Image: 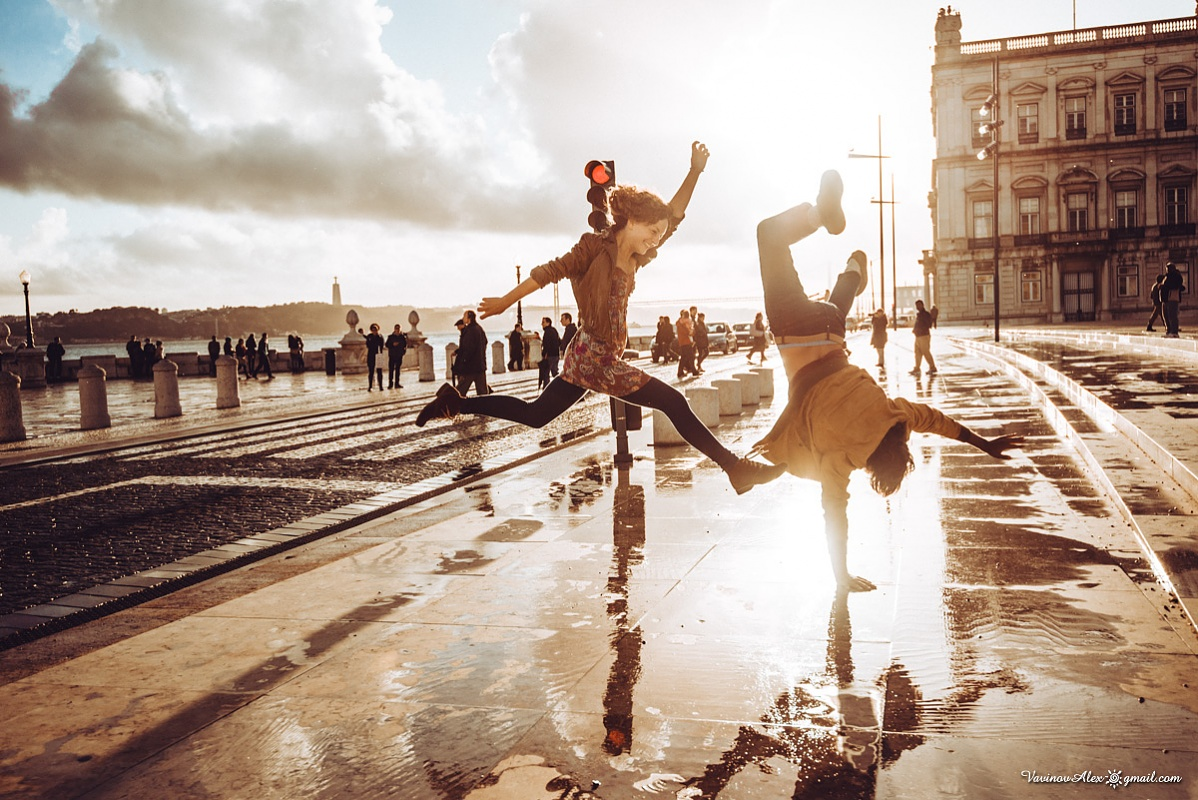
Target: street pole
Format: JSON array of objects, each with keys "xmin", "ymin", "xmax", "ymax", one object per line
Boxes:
[
  {"xmin": 891, "ymin": 174, "xmax": 898, "ymax": 330},
  {"xmin": 848, "ymin": 116, "xmax": 889, "ymax": 324},
  {"xmin": 19, "ymin": 270, "xmax": 34, "ymax": 348},
  {"xmin": 991, "ymin": 58, "xmax": 1001, "ymax": 343},
  {"xmin": 515, "ymin": 265, "xmax": 523, "ymax": 328}
]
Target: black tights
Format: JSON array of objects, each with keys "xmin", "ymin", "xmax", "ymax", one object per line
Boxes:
[{"xmin": 459, "ymin": 376, "xmax": 738, "ymax": 470}]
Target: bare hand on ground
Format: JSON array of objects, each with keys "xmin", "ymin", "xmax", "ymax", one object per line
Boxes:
[{"xmin": 840, "ymin": 574, "xmax": 877, "ymax": 593}]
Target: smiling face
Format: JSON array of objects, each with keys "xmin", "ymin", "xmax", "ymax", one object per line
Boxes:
[{"xmin": 620, "ymin": 217, "xmax": 669, "ymax": 257}]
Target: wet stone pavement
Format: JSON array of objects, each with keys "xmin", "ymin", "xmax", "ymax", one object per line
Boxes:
[{"xmin": 2, "ymin": 339, "xmax": 1196, "ymax": 799}]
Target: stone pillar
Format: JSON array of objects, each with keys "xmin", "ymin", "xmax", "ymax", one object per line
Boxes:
[
  {"xmin": 337, "ymin": 309, "xmax": 367, "ymax": 374},
  {"xmin": 77, "ymin": 364, "xmax": 111, "ymax": 430},
  {"xmin": 528, "ymin": 338, "xmax": 542, "ymax": 366},
  {"xmin": 15, "ymin": 348, "xmax": 46, "ymax": 389},
  {"xmin": 685, "ymin": 386, "xmax": 720, "ymax": 428},
  {"xmin": 491, "ymin": 341, "xmax": 506, "ymax": 374},
  {"xmin": 733, "ymin": 372, "xmax": 761, "ymax": 405},
  {"xmin": 418, "ymin": 342, "xmax": 435, "ymax": 382},
  {"xmin": 0, "ymin": 371, "xmax": 25, "ymax": 442},
  {"xmin": 711, "ymin": 379, "xmax": 743, "ymax": 415},
  {"xmin": 153, "ymin": 359, "xmax": 183, "ymax": 419},
  {"xmin": 445, "ymin": 343, "xmax": 458, "ymax": 380},
  {"xmin": 652, "ymin": 409, "xmax": 685, "ymax": 446},
  {"xmin": 750, "ymin": 367, "xmax": 775, "ymax": 398},
  {"xmin": 215, "ymin": 355, "xmax": 241, "ymax": 409}
]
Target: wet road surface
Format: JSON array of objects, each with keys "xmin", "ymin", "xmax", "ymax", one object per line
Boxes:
[{"xmin": 2, "ymin": 340, "xmax": 1196, "ymax": 798}]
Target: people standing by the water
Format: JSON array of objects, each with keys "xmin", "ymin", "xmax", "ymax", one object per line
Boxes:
[
  {"xmin": 245, "ymin": 334, "xmax": 259, "ymax": 379},
  {"xmin": 127, "ymin": 335, "xmax": 143, "ymax": 378},
  {"xmin": 223, "ymin": 336, "xmax": 233, "ymax": 357},
  {"xmin": 453, "ymin": 310, "xmax": 489, "ymax": 397},
  {"xmin": 507, "ymin": 323, "xmax": 524, "ymax": 371},
  {"xmin": 235, "ymin": 338, "xmax": 248, "ymax": 377},
  {"xmin": 46, "ymin": 337, "xmax": 66, "ymax": 381},
  {"xmin": 257, "ymin": 332, "xmax": 274, "ymax": 380},
  {"xmin": 207, "ymin": 336, "xmax": 221, "ymax": 376},
  {"xmin": 142, "ymin": 338, "xmax": 159, "ymax": 374},
  {"xmin": 385, "ymin": 324, "xmax": 408, "ymax": 389},
  {"xmin": 538, "ymin": 316, "xmax": 561, "ymax": 391},
  {"xmin": 363, "ymin": 323, "xmax": 385, "ymax": 390}
]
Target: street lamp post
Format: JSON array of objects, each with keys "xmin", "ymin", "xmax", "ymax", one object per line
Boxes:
[
  {"xmin": 977, "ymin": 58, "xmax": 1003, "ymax": 343},
  {"xmin": 849, "ymin": 116, "xmax": 890, "ymax": 326},
  {"xmin": 18, "ymin": 270, "xmax": 34, "ymax": 348}
]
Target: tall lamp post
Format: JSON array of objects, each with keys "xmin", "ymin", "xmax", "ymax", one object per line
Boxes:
[
  {"xmin": 848, "ymin": 116, "xmax": 890, "ymax": 326},
  {"xmin": 977, "ymin": 58, "xmax": 1003, "ymax": 343},
  {"xmin": 18, "ymin": 269, "xmax": 34, "ymax": 348}
]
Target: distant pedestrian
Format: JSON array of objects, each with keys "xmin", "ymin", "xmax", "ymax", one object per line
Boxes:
[
  {"xmin": 930, "ymin": 305, "xmax": 940, "ymax": 328},
  {"xmin": 245, "ymin": 334, "xmax": 258, "ymax": 378},
  {"xmin": 46, "ymin": 337, "xmax": 66, "ymax": 381},
  {"xmin": 1146, "ymin": 273, "xmax": 1165, "ymax": 332},
  {"xmin": 235, "ymin": 338, "xmax": 248, "ymax": 377},
  {"xmin": 363, "ymin": 323, "xmax": 385, "ymax": 390},
  {"xmin": 538, "ymin": 316, "xmax": 561, "ymax": 390},
  {"xmin": 287, "ymin": 334, "xmax": 302, "ymax": 373},
  {"xmin": 869, "ymin": 308, "xmax": 888, "ymax": 368},
  {"xmin": 560, "ymin": 312, "xmax": 577, "ymax": 352},
  {"xmin": 507, "ymin": 323, "xmax": 524, "ymax": 371},
  {"xmin": 655, "ymin": 315, "xmax": 677, "ymax": 362},
  {"xmin": 694, "ymin": 311, "xmax": 709, "ymax": 373},
  {"xmin": 295, "ymin": 334, "xmax": 305, "ymax": 372},
  {"xmin": 207, "ymin": 335, "xmax": 221, "ymax": 376},
  {"xmin": 385, "ymin": 324, "xmax": 408, "ymax": 388},
  {"xmin": 142, "ymin": 338, "xmax": 159, "ymax": 374},
  {"xmin": 675, "ymin": 309, "xmax": 698, "ymax": 379},
  {"xmin": 746, "ymin": 312, "xmax": 768, "ymax": 365},
  {"xmin": 223, "ymin": 336, "xmax": 233, "ymax": 357},
  {"xmin": 910, "ymin": 299, "xmax": 937, "ymax": 376},
  {"xmin": 1162, "ymin": 261, "xmax": 1185, "ymax": 338},
  {"xmin": 453, "ymin": 310, "xmax": 489, "ymax": 396},
  {"xmin": 126, "ymin": 335, "xmax": 143, "ymax": 378},
  {"xmin": 257, "ymin": 332, "xmax": 274, "ymax": 379}
]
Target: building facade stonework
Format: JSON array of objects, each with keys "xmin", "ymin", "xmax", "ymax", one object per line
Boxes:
[{"xmin": 929, "ymin": 7, "xmax": 1197, "ymax": 325}]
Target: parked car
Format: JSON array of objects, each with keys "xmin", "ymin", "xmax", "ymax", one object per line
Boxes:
[
  {"xmin": 705, "ymin": 321, "xmax": 738, "ymax": 355},
  {"xmin": 732, "ymin": 322, "xmax": 753, "ymax": 348}
]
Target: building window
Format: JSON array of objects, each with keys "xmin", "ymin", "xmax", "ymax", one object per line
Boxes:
[
  {"xmin": 1114, "ymin": 190, "xmax": 1138, "ymax": 228},
  {"xmin": 975, "ymin": 273, "xmax": 994, "ymax": 305},
  {"xmin": 1065, "ymin": 97, "xmax": 1087, "ymax": 139},
  {"xmin": 1021, "ymin": 270, "xmax": 1043, "ymax": 303},
  {"xmin": 1017, "ymin": 103, "xmax": 1039, "ymax": 143},
  {"xmin": 1116, "ymin": 263, "xmax": 1139, "ymax": 298},
  {"xmin": 1164, "ymin": 89, "xmax": 1188, "ymax": 132},
  {"xmin": 1018, "ymin": 196, "xmax": 1041, "ymax": 235},
  {"xmin": 1067, "ymin": 192, "xmax": 1089, "ymax": 232},
  {"xmin": 972, "ymin": 198, "xmax": 994, "ymax": 238},
  {"xmin": 970, "ymin": 107, "xmax": 989, "ymax": 149},
  {"xmin": 1165, "ymin": 186, "xmax": 1189, "ymax": 225},
  {"xmin": 1113, "ymin": 93, "xmax": 1136, "ymax": 135}
]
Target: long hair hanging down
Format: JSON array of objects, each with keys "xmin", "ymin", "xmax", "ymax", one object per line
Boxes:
[
  {"xmin": 608, "ymin": 185, "xmax": 670, "ymax": 231},
  {"xmin": 865, "ymin": 422, "xmax": 914, "ymax": 496}
]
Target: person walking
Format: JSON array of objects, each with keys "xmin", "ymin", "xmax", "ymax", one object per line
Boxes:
[
  {"xmin": 538, "ymin": 316, "xmax": 561, "ymax": 391},
  {"xmin": 385, "ymin": 324, "xmax": 408, "ymax": 388},
  {"xmin": 1146, "ymin": 274, "xmax": 1165, "ymax": 332},
  {"xmin": 207, "ymin": 335, "xmax": 221, "ymax": 377},
  {"xmin": 675, "ymin": 308, "xmax": 698, "ymax": 379},
  {"xmin": 452, "ymin": 310, "xmax": 489, "ymax": 396},
  {"xmin": 363, "ymin": 323, "xmax": 385, "ymax": 390},
  {"xmin": 507, "ymin": 323, "xmax": 524, "ymax": 371},
  {"xmin": 256, "ymin": 332, "xmax": 274, "ymax": 380},
  {"xmin": 869, "ymin": 308, "xmax": 888, "ymax": 368},
  {"xmin": 415, "ymin": 141, "xmax": 784, "ymax": 495},
  {"xmin": 46, "ymin": 337, "xmax": 66, "ymax": 382},
  {"xmin": 749, "ymin": 171, "xmax": 1021, "ymax": 591},
  {"xmin": 910, "ymin": 299, "xmax": 936, "ymax": 376},
  {"xmin": 746, "ymin": 312, "xmax": 769, "ymax": 365},
  {"xmin": 560, "ymin": 312, "xmax": 577, "ymax": 352},
  {"xmin": 1162, "ymin": 261, "xmax": 1185, "ymax": 338},
  {"xmin": 694, "ymin": 311, "xmax": 710, "ymax": 373}
]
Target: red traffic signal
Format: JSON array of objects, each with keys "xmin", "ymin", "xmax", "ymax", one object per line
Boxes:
[
  {"xmin": 585, "ymin": 160, "xmax": 614, "ymax": 186},
  {"xmin": 584, "ymin": 159, "xmax": 615, "ymax": 232}
]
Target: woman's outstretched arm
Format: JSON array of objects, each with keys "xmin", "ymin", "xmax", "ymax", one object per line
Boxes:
[
  {"xmin": 667, "ymin": 141, "xmax": 710, "ymax": 218},
  {"xmin": 479, "ymin": 276, "xmax": 541, "ymax": 319}
]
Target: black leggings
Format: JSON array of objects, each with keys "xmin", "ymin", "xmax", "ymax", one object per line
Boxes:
[{"xmin": 459, "ymin": 375, "xmax": 738, "ymax": 469}]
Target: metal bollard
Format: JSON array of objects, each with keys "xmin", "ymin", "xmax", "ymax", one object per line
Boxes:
[
  {"xmin": 491, "ymin": 340, "xmax": 506, "ymax": 374},
  {"xmin": 77, "ymin": 364, "xmax": 111, "ymax": 430},
  {"xmin": 215, "ymin": 354, "xmax": 241, "ymax": 409},
  {"xmin": 0, "ymin": 371, "xmax": 26, "ymax": 442},
  {"xmin": 418, "ymin": 343, "xmax": 435, "ymax": 382},
  {"xmin": 153, "ymin": 359, "xmax": 183, "ymax": 419}
]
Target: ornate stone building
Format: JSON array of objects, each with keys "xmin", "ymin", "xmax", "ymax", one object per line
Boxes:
[{"xmin": 928, "ymin": 7, "xmax": 1197, "ymax": 325}]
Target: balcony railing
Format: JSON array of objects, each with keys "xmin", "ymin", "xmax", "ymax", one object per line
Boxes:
[
  {"xmin": 1109, "ymin": 226, "xmax": 1144, "ymax": 240},
  {"xmin": 1160, "ymin": 223, "xmax": 1196, "ymax": 237},
  {"xmin": 960, "ymin": 16, "xmax": 1196, "ymax": 57}
]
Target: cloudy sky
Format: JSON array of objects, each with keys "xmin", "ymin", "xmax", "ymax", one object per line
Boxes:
[{"xmin": 0, "ymin": 0, "xmax": 1190, "ymax": 318}]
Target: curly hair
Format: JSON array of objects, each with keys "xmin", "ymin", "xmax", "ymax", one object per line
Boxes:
[
  {"xmin": 864, "ymin": 422, "xmax": 914, "ymax": 496},
  {"xmin": 608, "ymin": 185, "xmax": 671, "ymax": 230}
]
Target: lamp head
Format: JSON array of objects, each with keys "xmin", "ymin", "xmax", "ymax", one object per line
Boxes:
[{"xmin": 19, "ymin": 269, "xmax": 30, "ymax": 287}]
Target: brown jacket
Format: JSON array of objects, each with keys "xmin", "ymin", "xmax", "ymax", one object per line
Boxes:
[{"xmin": 529, "ymin": 215, "xmax": 683, "ymax": 345}]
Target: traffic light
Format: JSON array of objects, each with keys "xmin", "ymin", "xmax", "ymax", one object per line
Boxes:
[{"xmin": 584, "ymin": 159, "xmax": 616, "ymax": 232}]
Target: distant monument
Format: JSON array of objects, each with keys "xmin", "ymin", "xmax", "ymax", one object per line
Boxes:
[{"xmin": 332, "ymin": 276, "xmax": 342, "ymax": 307}]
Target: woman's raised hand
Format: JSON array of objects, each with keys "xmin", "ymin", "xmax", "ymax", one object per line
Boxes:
[
  {"xmin": 478, "ymin": 297, "xmax": 509, "ymax": 320},
  {"xmin": 690, "ymin": 141, "xmax": 710, "ymax": 173}
]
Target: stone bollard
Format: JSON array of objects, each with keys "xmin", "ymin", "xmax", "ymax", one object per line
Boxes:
[
  {"xmin": 491, "ymin": 341, "xmax": 506, "ymax": 374},
  {"xmin": 153, "ymin": 359, "xmax": 183, "ymax": 419},
  {"xmin": 711, "ymin": 379, "xmax": 743, "ymax": 415},
  {"xmin": 215, "ymin": 355, "xmax": 241, "ymax": 409},
  {"xmin": 528, "ymin": 338, "xmax": 542, "ymax": 366},
  {"xmin": 750, "ymin": 366, "xmax": 774, "ymax": 399},
  {"xmin": 733, "ymin": 372, "xmax": 761, "ymax": 406},
  {"xmin": 0, "ymin": 371, "xmax": 26, "ymax": 442},
  {"xmin": 77, "ymin": 364, "xmax": 111, "ymax": 430},
  {"xmin": 418, "ymin": 342, "xmax": 435, "ymax": 382},
  {"xmin": 652, "ymin": 409, "xmax": 686, "ymax": 446},
  {"xmin": 685, "ymin": 386, "xmax": 720, "ymax": 428},
  {"xmin": 445, "ymin": 343, "xmax": 458, "ymax": 380}
]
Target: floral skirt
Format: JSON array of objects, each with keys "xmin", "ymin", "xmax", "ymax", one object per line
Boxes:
[{"xmin": 560, "ymin": 329, "xmax": 651, "ymax": 397}]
